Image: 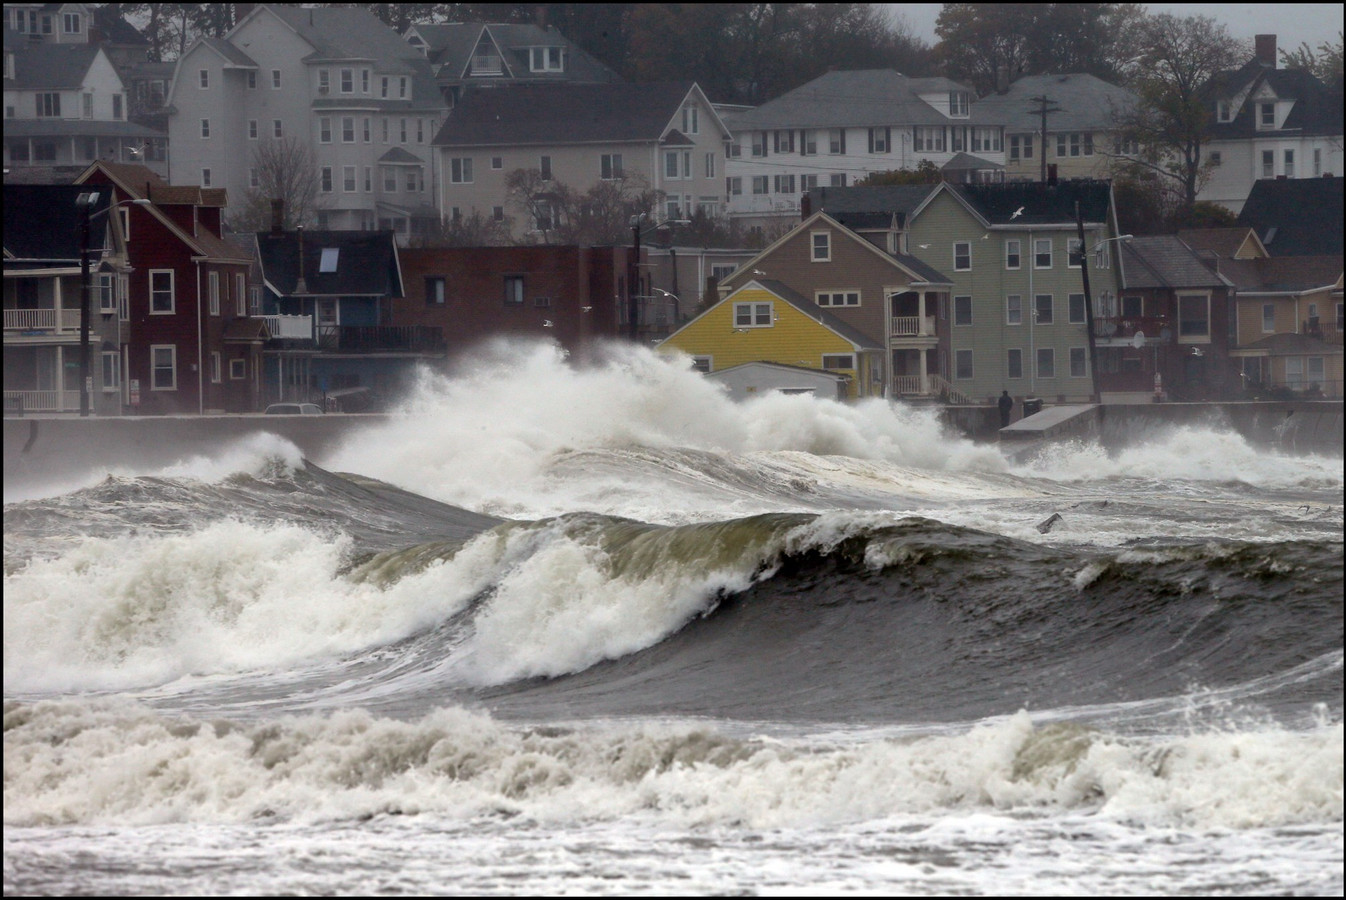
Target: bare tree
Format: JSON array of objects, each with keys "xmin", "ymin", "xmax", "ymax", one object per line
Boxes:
[
  {"xmin": 409, "ymin": 209, "xmax": 515, "ymax": 247},
  {"xmin": 1112, "ymin": 13, "xmax": 1247, "ymax": 211},
  {"xmin": 226, "ymin": 137, "xmax": 327, "ymax": 233},
  {"xmin": 504, "ymin": 169, "xmax": 662, "ymax": 245}
]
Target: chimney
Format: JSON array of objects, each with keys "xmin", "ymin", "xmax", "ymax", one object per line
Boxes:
[
  {"xmin": 995, "ymin": 64, "xmax": 1010, "ymax": 95},
  {"xmin": 800, "ymin": 192, "xmax": 812, "ymax": 218},
  {"xmin": 271, "ymin": 199, "xmax": 284, "ymax": 233},
  {"xmin": 294, "ymin": 226, "xmax": 308, "ymax": 295},
  {"xmin": 1255, "ymin": 34, "xmax": 1277, "ymax": 68},
  {"xmin": 534, "ymin": 5, "xmax": 548, "ymax": 31}
]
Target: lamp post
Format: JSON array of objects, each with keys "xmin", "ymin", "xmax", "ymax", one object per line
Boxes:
[
  {"xmin": 1074, "ymin": 199, "xmax": 1131, "ymax": 404},
  {"xmin": 74, "ymin": 192, "xmax": 150, "ymax": 417},
  {"xmin": 627, "ymin": 215, "xmax": 689, "ymax": 341}
]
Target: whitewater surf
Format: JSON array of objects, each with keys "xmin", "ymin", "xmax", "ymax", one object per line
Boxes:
[{"xmin": 5, "ymin": 341, "xmax": 1342, "ymax": 895}]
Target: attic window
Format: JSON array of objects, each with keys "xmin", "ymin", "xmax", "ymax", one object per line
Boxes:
[
  {"xmin": 319, "ymin": 248, "xmax": 339, "ymax": 273},
  {"xmin": 530, "ymin": 47, "xmax": 562, "ymax": 73}
]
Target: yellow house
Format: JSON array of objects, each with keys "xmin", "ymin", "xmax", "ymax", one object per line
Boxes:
[{"xmin": 658, "ymin": 279, "xmax": 884, "ymax": 399}]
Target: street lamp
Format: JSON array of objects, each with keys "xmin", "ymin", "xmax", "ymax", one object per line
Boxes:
[
  {"xmin": 1074, "ymin": 199, "xmax": 1131, "ymax": 404},
  {"xmin": 74, "ymin": 192, "xmax": 150, "ymax": 417},
  {"xmin": 628, "ymin": 214, "xmax": 690, "ymax": 341}
]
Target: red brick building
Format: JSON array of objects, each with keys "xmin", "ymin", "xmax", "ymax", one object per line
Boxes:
[{"xmin": 395, "ymin": 245, "xmax": 634, "ymax": 363}]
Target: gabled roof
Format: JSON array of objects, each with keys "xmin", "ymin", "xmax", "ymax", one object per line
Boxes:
[
  {"xmin": 231, "ymin": 4, "xmax": 443, "ymax": 110},
  {"xmin": 668, "ymin": 278, "xmax": 882, "ymax": 351},
  {"xmin": 1176, "ymin": 227, "xmax": 1267, "ymax": 260},
  {"xmin": 974, "ymin": 73, "xmax": 1138, "ymax": 133},
  {"xmin": 3, "ymin": 184, "xmax": 110, "ymax": 262},
  {"xmin": 194, "ymin": 35, "xmax": 258, "ymax": 68},
  {"xmin": 722, "ymin": 210, "xmax": 954, "ymax": 291},
  {"xmin": 433, "ymin": 81, "xmax": 712, "ymax": 147},
  {"xmin": 254, "ymin": 229, "xmax": 403, "ymax": 298},
  {"xmin": 942, "ymin": 152, "xmax": 1002, "ymax": 171},
  {"xmin": 945, "ymin": 179, "xmax": 1113, "ymax": 227},
  {"xmin": 1208, "ymin": 63, "xmax": 1343, "ymax": 140},
  {"xmin": 1236, "ymin": 177, "xmax": 1345, "ymax": 257},
  {"xmin": 1119, "ymin": 236, "xmax": 1228, "ymax": 290},
  {"xmin": 408, "ymin": 22, "xmax": 619, "ymax": 85},
  {"xmin": 722, "ymin": 69, "xmax": 989, "ymax": 131},
  {"xmin": 5, "ymin": 42, "xmax": 104, "ymax": 90},
  {"xmin": 1215, "ymin": 255, "xmax": 1343, "ymax": 294},
  {"xmin": 73, "ymin": 161, "xmax": 249, "ymax": 264},
  {"xmin": 809, "ymin": 184, "xmax": 939, "ymax": 231},
  {"xmin": 1238, "ymin": 331, "xmax": 1344, "ymax": 356}
]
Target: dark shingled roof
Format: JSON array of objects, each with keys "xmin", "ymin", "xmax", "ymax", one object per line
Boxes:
[
  {"xmin": 255, "ymin": 230, "xmax": 403, "ymax": 297},
  {"xmin": 1208, "ymin": 61, "xmax": 1343, "ymax": 141},
  {"xmin": 1120, "ymin": 236, "xmax": 1227, "ymax": 290},
  {"xmin": 433, "ymin": 82, "xmax": 697, "ymax": 147},
  {"xmin": 808, "ymin": 184, "xmax": 940, "ymax": 230},
  {"xmin": 5, "ymin": 42, "xmax": 102, "ymax": 90},
  {"xmin": 1236, "ymin": 177, "xmax": 1345, "ymax": 257},
  {"xmin": 949, "ymin": 180, "xmax": 1112, "ymax": 226},
  {"xmin": 751, "ymin": 279, "xmax": 882, "ymax": 350},
  {"xmin": 409, "ymin": 22, "xmax": 620, "ymax": 85},
  {"xmin": 3, "ymin": 184, "xmax": 110, "ymax": 261},
  {"xmin": 1215, "ymin": 255, "xmax": 1343, "ymax": 293}
]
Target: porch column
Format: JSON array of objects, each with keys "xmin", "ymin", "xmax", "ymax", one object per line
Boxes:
[{"xmin": 919, "ymin": 348, "xmax": 929, "ymax": 395}]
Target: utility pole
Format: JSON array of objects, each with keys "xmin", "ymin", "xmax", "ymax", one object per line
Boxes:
[
  {"xmin": 1075, "ymin": 201, "xmax": 1100, "ymax": 403},
  {"xmin": 1028, "ymin": 94, "xmax": 1061, "ymax": 183}
]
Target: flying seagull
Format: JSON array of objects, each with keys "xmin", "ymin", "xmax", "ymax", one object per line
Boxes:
[
  {"xmin": 981, "ymin": 233, "xmax": 990, "ymax": 240},
  {"xmin": 1011, "ymin": 206, "xmax": 1025, "ymax": 219},
  {"xmin": 753, "ymin": 268, "xmax": 767, "ymax": 276},
  {"xmin": 542, "ymin": 319, "xmax": 554, "ymax": 328},
  {"xmin": 125, "ymin": 143, "xmax": 146, "ymax": 157},
  {"xmin": 917, "ymin": 243, "xmax": 931, "ymax": 250}
]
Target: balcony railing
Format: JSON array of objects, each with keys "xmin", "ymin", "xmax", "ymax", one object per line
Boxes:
[
  {"xmin": 4, "ymin": 308, "xmax": 82, "ymax": 332},
  {"xmin": 892, "ymin": 375, "xmax": 924, "ymax": 395},
  {"xmin": 890, "ymin": 315, "xmax": 936, "ymax": 338},
  {"xmin": 470, "ymin": 55, "xmax": 503, "ymax": 75},
  {"xmin": 260, "ymin": 314, "xmax": 313, "ymax": 341},
  {"xmin": 3, "ymin": 389, "xmax": 81, "ymax": 412},
  {"xmin": 316, "ymin": 325, "xmax": 446, "ymax": 353},
  {"xmin": 1095, "ymin": 315, "xmax": 1171, "ymax": 341}
]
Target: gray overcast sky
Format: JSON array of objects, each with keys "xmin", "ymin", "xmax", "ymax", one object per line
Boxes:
[{"xmin": 887, "ymin": 4, "xmax": 1345, "ymax": 58}]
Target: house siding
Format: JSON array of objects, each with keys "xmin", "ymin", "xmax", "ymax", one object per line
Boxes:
[
  {"xmin": 661, "ymin": 286, "xmax": 866, "ymax": 398},
  {"xmin": 906, "ymin": 191, "xmax": 1117, "ymax": 402}
]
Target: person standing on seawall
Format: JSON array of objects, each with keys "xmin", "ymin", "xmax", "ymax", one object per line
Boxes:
[{"xmin": 998, "ymin": 390, "xmax": 1013, "ymax": 428}]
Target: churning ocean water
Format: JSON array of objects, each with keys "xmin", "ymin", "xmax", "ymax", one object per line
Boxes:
[{"xmin": 4, "ymin": 341, "xmax": 1343, "ymax": 895}]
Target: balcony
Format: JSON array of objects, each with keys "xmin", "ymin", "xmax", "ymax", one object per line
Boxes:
[
  {"xmin": 890, "ymin": 315, "xmax": 937, "ymax": 338},
  {"xmin": 316, "ymin": 325, "xmax": 446, "ymax": 354},
  {"xmin": 1094, "ymin": 315, "xmax": 1171, "ymax": 345},
  {"xmin": 470, "ymin": 55, "xmax": 503, "ymax": 75},
  {"xmin": 260, "ymin": 314, "xmax": 313, "ymax": 341},
  {"xmin": 4, "ymin": 307, "xmax": 82, "ymax": 334}
]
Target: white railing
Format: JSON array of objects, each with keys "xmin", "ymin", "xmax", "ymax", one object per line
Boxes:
[
  {"xmin": 470, "ymin": 55, "xmax": 503, "ymax": 75},
  {"xmin": 890, "ymin": 316, "xmax": 936, "ymax": 337},
  {"xmin": 892, "ymin": 375, "xmax": 923, "ymax": 394},
  {"xmin": 4, "ymin": 389, "xmax": 81, "ymax": 412},
  {"xmin": 260, "ymin": 315, "xmax": 313, "ymax": 340},
  {"xmin": 4, "ymin": 308, "xmax": 82, "ymax": 331},
  {"xmin": 929, "ymin": 373, "xmax": 973, "ymax": 405}
]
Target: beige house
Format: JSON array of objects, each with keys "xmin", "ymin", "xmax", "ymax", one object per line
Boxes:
[
  {"xmin": 718, "ymin": 211, "xmax": 953, "ymax": 399},
  {"xmin": 432, "ymin": 81, "xmax": 730, "ymax": 239}
]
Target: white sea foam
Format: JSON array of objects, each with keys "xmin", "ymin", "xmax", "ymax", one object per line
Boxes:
[
  {"xmin": 5, "ymin": 700, "xmax": 1340, "ymax": 832},
  {"xmin": 2, "ymin": 520, "xmax": 497, "ymax": 693},
  {"xmin": 1017, "ymin": 425, "xmax": 1344, "ymax": 489},
  {"xmin": 324, "ymin": 341, "xmax": 1008, "ymax": 520}
]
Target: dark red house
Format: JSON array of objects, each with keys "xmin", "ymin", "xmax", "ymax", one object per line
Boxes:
[
  {"xmin": 396, "ymin": 245, "xmax": 633, "ymax": 364},
  {"xmin": 75, "ymin": 161, "xmax": 258, "ymax": 414}
]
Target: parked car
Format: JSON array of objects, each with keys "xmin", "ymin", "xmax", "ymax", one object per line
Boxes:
[{"xmin": 264, "ymin": 402, "xmax": 324, "ymax": 415}]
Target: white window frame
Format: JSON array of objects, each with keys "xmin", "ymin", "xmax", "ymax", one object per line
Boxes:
[
  {"xmin": 816, "ymin": 291, "xmax": 859, "ymax": 308},
  {"xmin": 1069, "ymin": 347, "xmax": 1088, "ymax": 378},
  {"xmin": 343, "ymin": 165, "xmax": 357, "ymax": 192},
  {"xmin": 954, "ymin": 241, "xmax": 971, "ymax": 271},
  {"xmin": 149, "ymin": 270, "xmax": 175, "ymax": 314},
  {"xmin": 1036, "ymin": 348, "xmax": 1055, "ymax": 379},
  {"xmin": 1034, "ymin": 238, "xmax": 1052, "ymax": 269},
  {"xmin": 450, "ymin": 157, "xmax": 473, "ymax": 183},
  {"xmin": 210, "ymin": 351, "xmax": 222, "ymax": 384},
  {"xmin": 101, "ymin": 350, "xmax": 120, "ymax": 392},
  {"xmin": 1006, "ymin": 294, "xmax": 1022, "ymax": 325},
  {"xmin": 1005, "ymin": 239, "xmax": 1021, "ymax": 270},
  {"xmin": 235, "ymin": 273, "xmax": 247, "ymax": 316},
  {"xmin": 1007, "ymin": 348, "xmax": 1023, "ymax": 380},
  {"xmin": 733, "ymin": 302, "xmax": 773, "ymax": 327},
  {"xmin": 1034, "ymin": 294, "xmax": 1053, "ymax": 325},
  {"xmin": 230, "ymin": 358, "xmax": 246, "ymax": 380},
  {"xmin": 811, "ymin": 231, "xmax": 831, "ymax": 262},
  {"xmin": 208, "ymin": 271, "xmax": 220, "ymax": 315},
  {"xmin": 150, "ymin": 344, "xmax": 177, "ymax": 390},
  {"xmin": 822, "ymin": 354, "xmax": 855, "ymax": 371}
]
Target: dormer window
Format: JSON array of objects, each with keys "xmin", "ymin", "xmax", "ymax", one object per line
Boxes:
[
  {"xmin": 949, "ymin": 91, "xmax": 970, "ymax": 117},
  {"xmin": 1217, "ymin": 100, "xmax": 1231, "ymax": 122},
  {"xmin": 62, "ymin": 13, "xmax": 81, "ymax": 34},
  {"xmin": 471, "ymin": 43, "xmax": 502, "ymax": 75},
  {"xmin": 530, "ymin": 46, "xmax": 563, "ymax": 73},
  {"xmin": 1258, "ymin": 102, "xmax": 1276, "ymax": 129}
]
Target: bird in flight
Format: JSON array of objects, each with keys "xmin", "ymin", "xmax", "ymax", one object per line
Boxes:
[
  {"xmin": 542, "ymin": 319, "xmax": 554, "ymax": 328},
  {"xmin": 1011, "ymin": 206, "xmax": 1025, "ymax": 219}
]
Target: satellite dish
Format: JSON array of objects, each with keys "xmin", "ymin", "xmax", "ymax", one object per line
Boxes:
[{"xmin": 1131, "ymin": 331, "xmax": 1145, "ymax": 349}]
